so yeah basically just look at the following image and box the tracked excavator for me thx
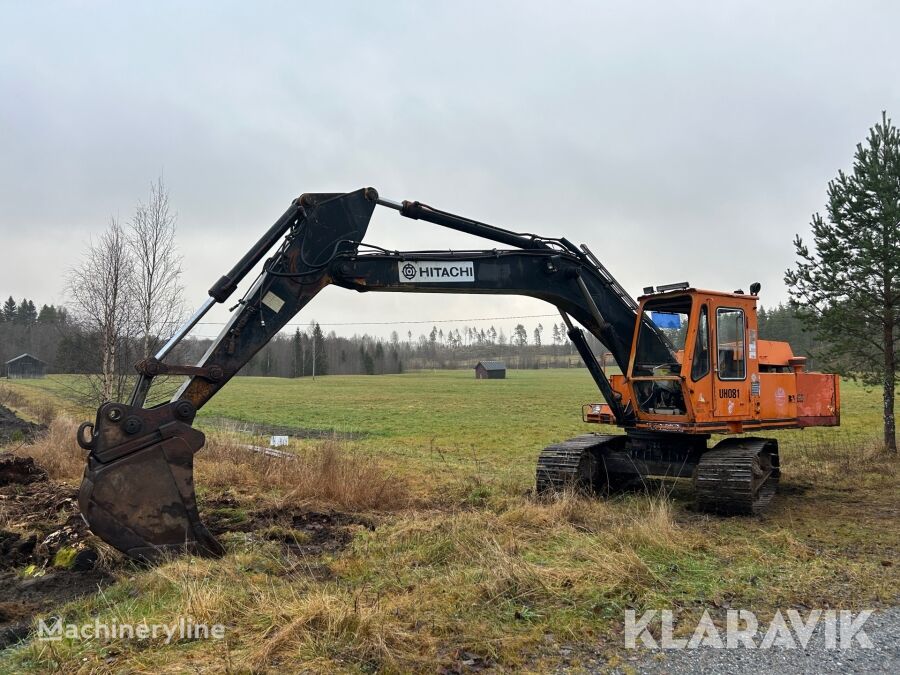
[76,188,841,560]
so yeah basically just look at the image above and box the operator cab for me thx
[622,283,759,422]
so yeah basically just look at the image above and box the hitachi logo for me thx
[398,261,475,283]
[416,266,472,278]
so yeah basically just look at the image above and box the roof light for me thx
[656,281,690,293]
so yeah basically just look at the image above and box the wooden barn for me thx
[474,360,506,379]
[5,354,46,379]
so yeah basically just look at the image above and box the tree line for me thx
[5,299,818,381]
[0,297,70,369]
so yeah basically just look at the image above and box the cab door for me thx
[712,306,750,418]
[686,303,714,421]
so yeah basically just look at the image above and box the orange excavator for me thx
[76,188,840,560]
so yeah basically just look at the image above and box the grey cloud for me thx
[1,1,898,336]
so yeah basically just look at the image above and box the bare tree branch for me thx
[129,176,185,359]
[67,217,137,403]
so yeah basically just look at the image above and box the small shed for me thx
[474,360,506,379]
[5,354,47,379]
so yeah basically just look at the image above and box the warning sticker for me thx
[262,291,285,313]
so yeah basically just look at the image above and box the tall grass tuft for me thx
[198,434,410,511]
[16,415,85,481]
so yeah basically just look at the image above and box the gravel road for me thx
[612,606,900,674]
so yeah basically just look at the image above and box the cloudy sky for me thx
[2,1,898,340]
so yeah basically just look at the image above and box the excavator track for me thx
[693,438,779,515]
[536,434,624,494]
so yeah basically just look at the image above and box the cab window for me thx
[716,308,745,380]
[691,305,709,380]
[633,296,690,376]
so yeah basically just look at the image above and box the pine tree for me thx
[785,111,900,452]
[359,345,375,375]
[513,324,528,347]
[292,328,303,377]
[3,297,17,322]
[312,322,328,375]
[37,304,58,323]
[17,299,37,324]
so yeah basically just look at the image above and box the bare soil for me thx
[0,453,108,650]
[0,405,44,446]
[204,492,375,557]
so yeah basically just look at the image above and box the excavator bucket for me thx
[77,400,223,561]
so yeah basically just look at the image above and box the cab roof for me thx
[637,287,760,303]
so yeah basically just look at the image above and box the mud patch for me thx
[0,455,82,535]
[0,453,111,650]
[0,404,45,446]
[204,494,375,558]
[0,455,46,486]
[0,569,109,649]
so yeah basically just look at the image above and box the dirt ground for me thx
[0,405,375,652]
[0,405,44,446]
[0,453,106,649]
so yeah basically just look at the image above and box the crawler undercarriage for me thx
[537,432,780,514]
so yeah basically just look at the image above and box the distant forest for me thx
[1,295,819,378]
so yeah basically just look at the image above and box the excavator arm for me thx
[77,188,672,560]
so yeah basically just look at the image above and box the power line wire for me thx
[165,312,561,329]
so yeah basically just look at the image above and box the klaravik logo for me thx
[624,609,874,650]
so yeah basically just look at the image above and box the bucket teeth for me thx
[78,401,223,562]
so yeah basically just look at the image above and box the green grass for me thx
[9,369,603,495]
[12,369,890,488]
[2,370,897,672]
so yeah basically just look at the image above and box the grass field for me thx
[1,370,897,672]
[10,369,891,493]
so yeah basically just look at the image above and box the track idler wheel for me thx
[77,400,224,562]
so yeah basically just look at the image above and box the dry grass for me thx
[197,433,411,512]
[6,468,898,673]
[2,376,897,673]
[245,588,422,671]
[0,382,57,425]
[780,435,898,488]
[9,410,411,513]
[10,491,696,672]
[16,415,85,482]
